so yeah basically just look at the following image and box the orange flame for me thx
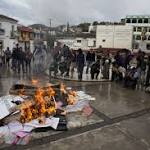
[60,83,66,94]
[20,83,77,123]
[31,79,38,85]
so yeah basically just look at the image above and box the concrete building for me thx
[121,15,150,52]
[96,25,133,50]
[0,15,18,54]
[56,38,96,50]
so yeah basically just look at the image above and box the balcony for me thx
[0,28,5,35]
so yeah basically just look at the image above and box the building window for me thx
[137,27,142,32]
[138,19,142,23]
[146,44,150,50]
[133,27,136,32]
[93,40,96,47]
[133,43,139,49]
[77,40,81,43]
[136,35,141,40]
[132,19,137,23]
[144,19,148,23]
[133,35,136,40]
[102,39,106,42]
[0,23,2,28]
[12,25,14,32]
[143,27,147,32]
[126,19,131,23]
[142,35,147,41]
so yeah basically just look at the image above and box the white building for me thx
[56,38,96,50]
[122,15,150,52]
[96,25,133,50]
[0,15,18,54]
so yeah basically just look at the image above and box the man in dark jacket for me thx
[5,47,11,67]
[86,51,92,74]
[61,45,72,77]
[17,47,26,73]
[76,49,85,81]
[90,59,100,80]
[146,56,150,86]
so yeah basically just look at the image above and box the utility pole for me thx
[49,19,52,36]
[49,18,52,49]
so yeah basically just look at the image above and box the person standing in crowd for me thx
[17,47,25,73]
[62,45,72,77]
[25,49,32,73]
[1,51,5,65]
[11,48,18,72]
[91,50,96,63]
[76,49,85,81]
[86,50,92,74]
[70,50,77,78]
[103,58,110,79]
[0,54,2,67]
[90,59,100,80]
[5,47,11,68]
[137,52,147,86]
[146,56,150,87]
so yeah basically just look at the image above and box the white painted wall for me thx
[57,38,96,50]
[96,25,133,49]
[0,21,17,51]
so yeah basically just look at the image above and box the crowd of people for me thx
[0,44,33,73]
[112,50,150,89]
[50,45,150,89]
[50,45,111,81]
[0,43,150,89]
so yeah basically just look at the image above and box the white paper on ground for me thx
[25,117,60,130]
[0,126,9,136]
[0,102,10,120]
[76,91,96,101]
[23,125,34,132]
[8,121,23,133]
[66,100,89,113]
[0,95,24,120]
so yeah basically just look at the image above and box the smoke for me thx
[33,47,53,74]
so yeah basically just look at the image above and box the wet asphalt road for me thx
[0,67,150,150]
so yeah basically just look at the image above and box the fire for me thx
[20,87,56,123]
[31,79,38,85]
[60,83,66,94]
[19,82,77,124]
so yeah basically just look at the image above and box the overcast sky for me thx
[0,0,150,26]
